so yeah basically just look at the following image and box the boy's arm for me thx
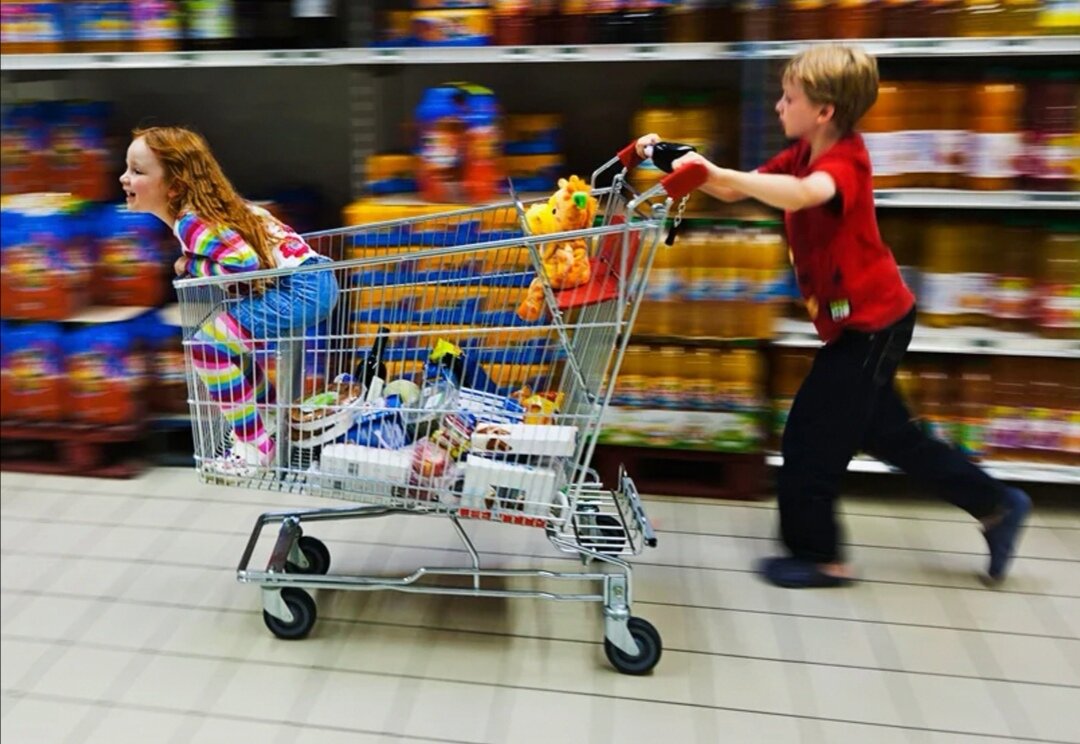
[674,152,837,211]
[716,169,837,212]
[698,165,753,203]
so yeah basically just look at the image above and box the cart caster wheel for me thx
[605,617,661,675]
[263,588,317,640]
[286,535,331,575]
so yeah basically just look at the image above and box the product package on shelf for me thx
[0,321,66,422]
[0,194,93,321]
[862,73,1078,192]
[878,215,1079,340]
[2,99,116,201]
[64,319,148,426]
[94,204,171,307]
[636,220,789,340]
[603,344,766,453]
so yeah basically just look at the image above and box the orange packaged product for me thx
[987,356,1028,460]
[784,0,827,41]
[918,360,957,446]
[956,358,992,459]
[828,0,882,39]
[861,83,907,189]
[930,81,967,189]
[770,349,813,446]
[1035,222,1080,340]
[966,80,1024,191]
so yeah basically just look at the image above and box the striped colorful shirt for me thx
[173,204,315,277]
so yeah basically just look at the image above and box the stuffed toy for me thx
[515,176,597,322]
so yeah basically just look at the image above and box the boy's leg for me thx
[766,308,917,587]
[190,313,274,464]
[862,383,1031,582]
[775,337,875,567]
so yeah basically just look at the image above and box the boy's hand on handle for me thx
[174,255,188,277]
[636,133,662,160]
[672,150,713,173]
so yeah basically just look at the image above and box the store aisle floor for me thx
[2,468,1078,744]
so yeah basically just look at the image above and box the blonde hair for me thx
[782,45,879,134]
[133,126,277,270]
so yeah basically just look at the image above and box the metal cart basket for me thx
[174,144,706,674]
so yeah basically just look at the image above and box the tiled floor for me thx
[2,467,1078,744]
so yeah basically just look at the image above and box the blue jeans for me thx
[230,255,339,339]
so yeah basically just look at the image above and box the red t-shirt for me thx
[758,133,914,343]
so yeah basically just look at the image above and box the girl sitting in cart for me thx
[120,125,339,473]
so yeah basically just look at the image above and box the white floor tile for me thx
[2,468,1077,744]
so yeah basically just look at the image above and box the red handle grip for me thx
[660,161,708,200]
[618,140,644,170]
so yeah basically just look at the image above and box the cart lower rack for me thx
[174,145,706,674]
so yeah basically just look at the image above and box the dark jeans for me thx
[778,306,1008,564]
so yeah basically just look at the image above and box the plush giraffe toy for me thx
[515,175,597,322]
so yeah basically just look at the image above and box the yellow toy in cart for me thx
[516,175,598,322]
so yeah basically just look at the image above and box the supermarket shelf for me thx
[630,333,766,348]
[766,453,1080,485]
[0,43,736,71]
[773,318,1080,358]
[359,42,740,65]
[158,303,182,327]
[4,36,1076,72]
[873,189,1079,210]
[748,35,1080,58]
[0,48,345,71]
[66,305,155,323]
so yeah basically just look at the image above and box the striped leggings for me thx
[189,313,275,463]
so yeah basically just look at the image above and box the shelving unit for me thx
[765,454,1080,486]
[873,189,1079,210]
[3,30,1077,487]
[773,318,1080,358]
[4,35,1076,71]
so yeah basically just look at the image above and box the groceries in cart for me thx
[515,175,597,322]
[295,334,578,526]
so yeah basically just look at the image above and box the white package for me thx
[461,456,559,516]
[470,424,577,458]
[319,444,411,488]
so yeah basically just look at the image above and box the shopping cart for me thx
[174,143,706,675]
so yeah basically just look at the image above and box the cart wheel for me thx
[604,617,661,675]
[263,588,317,640]
[286,535,331,575]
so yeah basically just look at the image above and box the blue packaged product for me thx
[1,322,65,420]
[64,321,141,424]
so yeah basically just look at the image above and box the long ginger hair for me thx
[133,126,277,270]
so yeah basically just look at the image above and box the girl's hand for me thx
[635,132,661,159]
[174,255,189,276]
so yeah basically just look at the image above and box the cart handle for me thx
[660,161,709,201]
[617,140,645,170]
